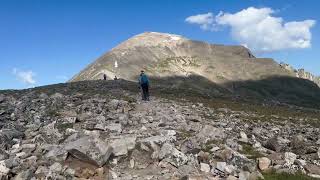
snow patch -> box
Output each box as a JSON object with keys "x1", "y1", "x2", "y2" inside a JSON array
[{"x1": 170, "y1": 36, "x2": 181, "y2": 41}]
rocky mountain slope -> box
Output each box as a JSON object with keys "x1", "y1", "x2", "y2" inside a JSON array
[
  {"x1": 280, "y1": 63, "x2": 320, "y2": 86},
  {"x1": 0, "y1": 80, "x2": 319, "y2": 179},
  {"x1": 70, "y1": 32, "x2": 320, "y2": 88}
]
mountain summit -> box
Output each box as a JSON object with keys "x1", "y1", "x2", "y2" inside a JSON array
[{"x1": 70, "y1": 32, "x2": 319, "y2": 87}]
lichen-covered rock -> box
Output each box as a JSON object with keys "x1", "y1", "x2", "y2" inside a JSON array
[
  {"x1": 110, "y1": 136, "x2": 136, "y2": 156},
  {"x1": 63, "y1": 135, "x2": 113, "y2": 167},
  {"x1": 197, "y1": 125, "x2": 226, "y2": 142},
  {"x1": 264, "y1": 136, "x2": 282, "y2": 152},
  {"x1": 290, "y1": 135, "x2": 306, "y2": 155},
  {"x1": 284, "y1": 152, "x2": 297, "y2": 166}
]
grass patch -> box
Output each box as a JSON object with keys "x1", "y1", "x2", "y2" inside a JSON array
[
  {"x1": 201, "y1": 139, "x2": 223, "y2": 152},
  {"x1": 55, "y1": 122, "x2": 74, "y2": 133},
  {"x1": 239, "y1": 142, "x2": 264, "y2": 159},
  {"x1": 177, "y1": 129, "x2": 194, "y2": 140},
  {"x1": 47, "y1": 109, "x2": 59, "y2": 117},
  {"x1": 262, "y1": 171, "x2": 317, "y2": 180}
]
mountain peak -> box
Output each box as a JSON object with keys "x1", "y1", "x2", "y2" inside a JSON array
[
  {"x1": 137, "y1": 31, "x2": 185, "y2": 39},
  {"x1": 70, "y1": 32, "x2": 320, "y2": 88},
  {"x1": 113, "y1": 32, "x2": 187, "y2": 50}
]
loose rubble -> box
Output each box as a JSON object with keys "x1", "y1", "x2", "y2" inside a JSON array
[{"x1": 0, "y1": 81, "x2": 319, "y2": 179}]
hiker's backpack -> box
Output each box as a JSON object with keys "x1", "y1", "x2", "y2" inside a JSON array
[{"x1": 140, "y1": 75, "x2": 149, "y2": 85}]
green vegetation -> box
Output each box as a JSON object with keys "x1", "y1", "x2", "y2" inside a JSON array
[
  {"x1": 154, "y1": 56, "x2": 201, "y2": 71},
  {"x1": 55, "y1": 122, "x2": 73, "y2": 133},
  {"x1": 201, "y1": 139, "x2": 223, "y2": 152},
  {"x1": 262, "y1": 171, "x2": 317, "y2": 180},
  {"x1": 177, "y1": 129, "x2": 193, "y2": 140},
  {"x1": 3, "y1": 77, "x2": 319, "y2": 128},
  {"x1": 239, "y1": 142, "x2": 263, "y2": 159},
  {"x1": 47, "y1": 109, "x2": 59, "y2": 117}
]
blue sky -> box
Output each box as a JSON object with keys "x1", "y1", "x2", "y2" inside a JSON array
[{"x1": 0, "y1": 0, "x2": 319, "y2": 89}]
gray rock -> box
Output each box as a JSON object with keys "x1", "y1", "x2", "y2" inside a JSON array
[
  {"x1": 216, "y1": 162, "x2": 226, "y2": 172},
  {"x1": 0, "y1": 95, "x2": 4, "y2": 103},
  {"x1": 258, "y1": 157, "x2": 271, "y2": 171},
  {"x1": 44, "y1": 145, "x2": 68, "y2": 162},
  {"x1": 21, "y1": 143, "x2": 36, "y2": 149},
  {"x1": 226, "y1": 139, "x2": 241, "y2": 150},
  {"x1": 160, "y1": 130, "x2": 176, "y2": 142},
  {"x1": 157, "y1": 142, "x2": 188, "y2": 167},
  {"x1": 239, "y1": 131, "x2": 248, "y2": 143},
  {"x1": 63, "y1": 167, "x2": 75, "y2": 177},
  {"x1": 140, "y1": 117, "x2": 148, "y2": 124},
  {"x1": 210, "y1": 146, "x2": 220, "y2": 152},
  {"x1": 239, "y1": 171, "x2": 250, "y2": 180},
  {"x1": 13, "y1": 169, "x2": 34, "y2": 180},
  {"x1": 197, "y1": 125, "x2": 225, "y2": 141},
  {"x1": 94, "y1": 123, "x2": 106, "y2": 131},
  {"x1": 49, "y1": 162, "x2": 62, "y2": 173},
  {"x1": 290, "y1": 135, "x2": 306, "y2": 155},
  {"x1": 165, "y1": 148, "x2": 188, "y2": 167},
  {"x1": 284, "y1": 152, "x2": 297, "y2": 166},
  {"x1": 140, "y1": 135, "x2": 168, "y2": 146},
  {"x1": 106, "y1": 123, "x2": 122, "y2": 133},
  {"x1": 267, "y1": 153, "x2": 285, "y2": 166},
  {"x1": 304, "y1": 164, "x2": 320, "y2": 175},
  {"x1": 159, "y1": 143, "x2": 173, "y2": 160},
  {"x1": 4, "y1": 158, "x2": 19, "y2": 169},
  {"x1": 226, "y1": 147, "x2": 257, "y2": 172},
  {"x1": 108, "y1": 99, "x2": 120, "y2": 108},
  {"x1": 294, "y1": 159, "x2": 306, "y2": 166},
  {"x1": 225, "y1": 165, "x2": 236, "y2": 174},
  {"x1": 264, "y1": 136, "x2": 281, "y2": 152},
  {"x1": 200, "y1": 163, "x2": 210, "y2": 173},
  {"x1": 110, "y1": 136, "x2": 136, "y2": 156},
  {"x1": 0, "y1": 150, "x2": 9, "y2": 161},
  {"x1": 64, "y1": 135, "x2": 113, "y2": 167},
  {"x1": 250, "y1": 171, "x2": 265, "y2": 180},
  {"x1": 178, "y1": 165, "x2": 199, "y2": 176},
  {"x1": 129, "y1": 159, "x2": 135, "y2": 169},
  {"x1": 0, "y1": 161, "x2": 10, "y2": 175},
  {"x1": 39, "y1": 93, "x2": 48, "y2": 99},
  {"x1": 35, "y1": 166, "x2": 49, "y2": 176},
  {"x1": 0, "y1": 129, "x2": 24, "y2": 149},
  {"x1": 226, "y1": 175, "x2": 238, "y2": 180},
  {"x1": 50, "y1": 93, "x2": 64, "y2": 99}
]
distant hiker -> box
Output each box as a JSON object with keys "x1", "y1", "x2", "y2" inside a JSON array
[
  {"x1": 103, "y1": 74, "x2": 107, "y2": 80},
  {"x1": 114, "y1": 76, "x2": 118, "y2": 80},
  {"x1": 139, "y1": 70, "x2": 150, "y2": 101}
]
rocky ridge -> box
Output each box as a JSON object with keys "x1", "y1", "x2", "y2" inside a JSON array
[
  {"x1": 0, "y1": 80, "x2": 319, "y2": 179},
  {"x1": 280, "y1": 62, "x2": 320, "y2": 87}
]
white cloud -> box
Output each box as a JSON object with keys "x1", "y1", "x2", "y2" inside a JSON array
[
  {"x1": 185, "y1": 12, "x2": 216, "y2": 31},
  {"x1": 12, "y1": 68, "x2": 36, "y2": 85},
  {"x1": 186, "y1": 7, "x2": 316, "y2": 53}
]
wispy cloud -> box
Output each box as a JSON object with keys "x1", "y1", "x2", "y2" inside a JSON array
[
  {"x1": 186, "y1": 7, "x2": 316, "y2": 53},
  {"x1": 12, "y1": 68, "x2": 37, "y2": 86},
  {"x1": 185, "y1": 12, "x2": 217, "y2": 31}
]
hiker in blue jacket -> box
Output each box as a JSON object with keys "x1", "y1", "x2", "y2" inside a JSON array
[{"x1": 139, "y1": 70, "x2": 150, "y2": 101}]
